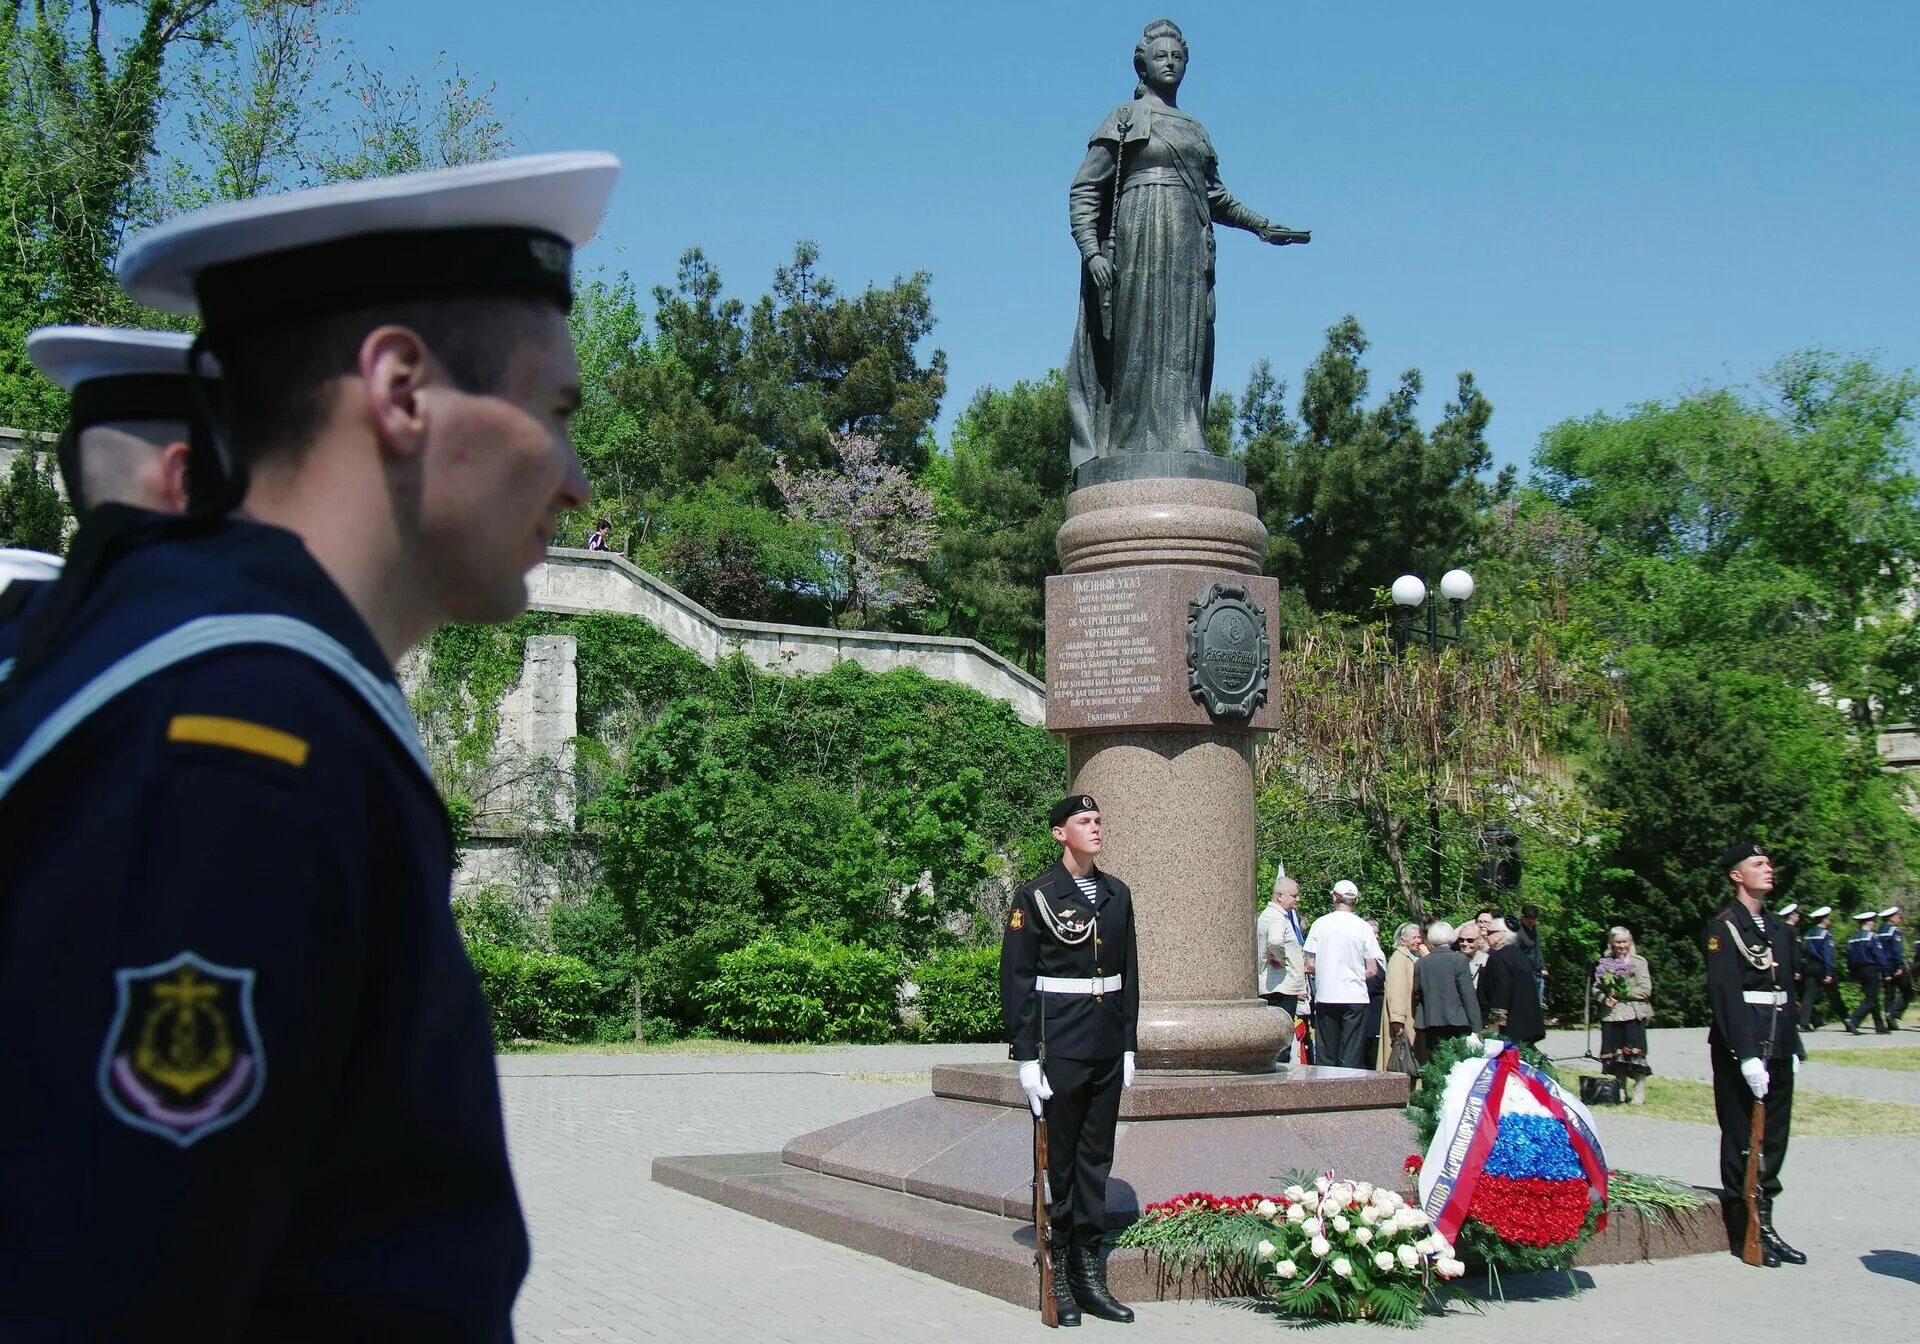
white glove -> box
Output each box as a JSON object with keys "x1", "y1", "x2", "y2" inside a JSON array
[
  {"x1": 1123, "y1": 1051, "x2": 1136, "y2": 1090},
  {"x1": 1018, "y1": 1059, "x2": 1053, "y2": 1116},
  {"x1": 1793, "y1": 1054, "x2": 1801, "y2": 1076},
  {"x1": 1740, "y1": 1057, "x2": 1769, "y2": 1099}
]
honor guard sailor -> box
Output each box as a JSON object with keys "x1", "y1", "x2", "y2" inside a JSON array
[
  {"x1": 1877, "y1": 907, "x2": 1908, "y2": 1027},
  {"x1": 1704, "y1": 843, "x2": 1806, "y2": 1268},
  {"x1": 1002, "y1": 794, "x2": 1140, "y2": 1325},
  {"x1": 0, "y1": 327, "x2": 200, "y2": 636},
  {"x1": 1846, "y1": 910, "x2": 1889, "y2": 1034},
  {"x1": 0, "y1": 151, "x2": 617, "y2": 1339}
]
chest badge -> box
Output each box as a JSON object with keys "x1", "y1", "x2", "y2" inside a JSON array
[{"x1": 98, "y1": 951, "x2": 264, "y2": 1148}]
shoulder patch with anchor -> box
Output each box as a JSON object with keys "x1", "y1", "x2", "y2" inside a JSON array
[
  {"x1": 1706, "y1": 935, "x2": 1721, "y2": 952},
  {"x1": 1009, "y1": 908, "x2": 1025, "y2": 931},
  {"x1": 98, "y1": 951, "x2": 265, "y2": 1147}
]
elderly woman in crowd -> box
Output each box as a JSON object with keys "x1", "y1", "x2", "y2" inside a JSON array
[
  {"x1": 1481, "y1": 917, "x2": 1547, "y2": 1044},
  {"x1": 1413, "y1": 921, "x2": 1482, "y2": 1055},
  {"x1": 1596, "y1": 925, "x2": 1654, "y2": 1104},
  {"x1": 1375, "y1": 921, "x2": 1422, "y2": 1070}
]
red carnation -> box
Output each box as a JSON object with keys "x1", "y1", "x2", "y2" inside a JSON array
[{"x1": 1404, "y1": 1155, "x2": 1424, "y2": 1175}]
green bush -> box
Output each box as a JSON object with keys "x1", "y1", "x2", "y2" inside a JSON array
[
  {"x1": 464, "y1": 940, "x2": 627, "y2": 1044},
  {"x1": 698, "y1": 932, "x2": 901, "y2": 1043},
  {"x1": 914, "y1": 947, "x2": 1002, "y2": 1042}
]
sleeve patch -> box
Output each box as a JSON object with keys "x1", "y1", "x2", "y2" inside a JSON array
[
  {"x1": 1009, "y1": 908, "x2": 1025, "y2": 931},
  {"x1": 1706, "y1": 935, "x2": 1720, "y2": 952},
  {"x1": 168, "y1": 714, "x2": 310, "y2": 767}
]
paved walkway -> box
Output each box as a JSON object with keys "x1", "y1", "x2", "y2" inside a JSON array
[{"x1": 500, "y1": 1040, "x2": 1920, "y2": 1343}]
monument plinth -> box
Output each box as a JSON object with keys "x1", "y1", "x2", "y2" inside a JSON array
[{"x1": 1046, "y1": 467, "x2": 1288, "y2": 1070}]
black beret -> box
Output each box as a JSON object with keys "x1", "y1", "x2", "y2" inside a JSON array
[
  {"x1": 1050, "y1": 794, "x2": 1099, "y2": 828},
  {"x1": 1719, "y1": 841, "x2": 1767, "y2": 872}
]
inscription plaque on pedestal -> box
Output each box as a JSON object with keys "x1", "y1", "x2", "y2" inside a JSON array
[{"x1": 1045, "y1": 568, "x2": 1282, "y2": 733}]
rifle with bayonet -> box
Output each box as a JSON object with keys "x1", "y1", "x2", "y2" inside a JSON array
[{"x1": 1034, "y1": 1112, "x2": 1059, "y2": 1326}]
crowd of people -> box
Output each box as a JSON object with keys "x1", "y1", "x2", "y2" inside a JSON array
[{"x1": 1256, "y1": 877, "x2": 1557, "y2": 1073}]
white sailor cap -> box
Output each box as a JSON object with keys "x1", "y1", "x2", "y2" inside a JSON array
[
  {"x1": 25, "y1": 326, "x2": 194, "y2": 392},
  {"x1": 1880, "y1": 906, "x2": 1901, "y2": 919},
  {"x1": 116, "y1": 151, "x2": 621, "y2": 327},
  {"x1": 1808, "y1": 906, "x2": 1832, "y2": 919},
  {"x1": 1855, "y1": 910, "x2": 1877, "y2": 921},
  {"x1": 0, "y1": 548, "x2": 65, "y2": 589},
  {"x1": 25, "y1": 326, "x2": 200, "y2": 510},
  {"x1": 1777, "y1": 903, "x2": 1798, "y2": 917}
]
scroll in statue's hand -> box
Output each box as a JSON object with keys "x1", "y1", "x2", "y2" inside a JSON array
[
  {"x1": 1259, "y1": 224, "x2": 1311, "y2": 246},
  {"x1": 1087, "y1": 253, "x2": 1116, "y2": 294}
]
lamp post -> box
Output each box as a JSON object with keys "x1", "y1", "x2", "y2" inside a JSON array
[{"x1": 1391, "y1": 568, "x2": 1475, "y2": 917}]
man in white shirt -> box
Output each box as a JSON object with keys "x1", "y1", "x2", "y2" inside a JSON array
[{"x1": 1303, "y1": 880, "x2": 1385, "y2": 1069}]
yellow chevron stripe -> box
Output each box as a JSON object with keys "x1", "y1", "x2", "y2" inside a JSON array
[{"x1": 166, "y1": 714, "x2": 309, "y2": 768}]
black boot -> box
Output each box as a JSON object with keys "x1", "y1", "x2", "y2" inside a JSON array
[
  {"x1": 1759, "y1": 1199, "x2": 1808, "y2": 1265},
  {"x1": 1069, "y1": 1247, "x2": 1135, "y2": 1323},
  {"x1": 1049, "y1": 1245, "x2": 1082, "y2": 1326}
]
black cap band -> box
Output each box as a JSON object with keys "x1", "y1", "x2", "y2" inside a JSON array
[
  {"x1": 60, "y1": 373, "x2": 199, "y2": 515},
  {"x1": 194, "y1": 226, "x2": 576, "y2": 333}
]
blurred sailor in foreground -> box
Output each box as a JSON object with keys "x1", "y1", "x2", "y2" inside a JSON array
[{"x1": 0, "y1": 151, "x2": 618, "y2": 1340}]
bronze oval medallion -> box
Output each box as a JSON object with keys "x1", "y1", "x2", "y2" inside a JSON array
[{"x1": 1187, "y1": 583, "x2": 1270, "y2": 719}]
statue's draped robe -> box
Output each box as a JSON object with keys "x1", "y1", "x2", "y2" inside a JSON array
[{"x1": 1066, "y1": 101, "x2": 1269, "y2": 467}]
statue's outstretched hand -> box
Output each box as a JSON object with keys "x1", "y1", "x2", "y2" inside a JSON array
[
  {"x1": 1260, "y1": 224, "x2": 1311, "y2": 245},
  {"x1": 1087, "y1": 253, "x2": 1116, "y2": 294}
]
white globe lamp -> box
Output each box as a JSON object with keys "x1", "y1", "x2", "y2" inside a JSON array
[
  {"x1": 1390, "y1": 574, "x2": 1427, "y2": 608},
  {"x1": 1439, "y1": 569, "x2": 1475, "y2": 602}
]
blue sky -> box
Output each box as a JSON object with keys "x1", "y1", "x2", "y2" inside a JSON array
[{"x1": 346, "y1": 1, "x2": 1919, "y2": 472}]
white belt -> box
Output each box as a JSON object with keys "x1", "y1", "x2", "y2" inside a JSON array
[
  {"x1": 1743, "y1": 990, "x2": 1789, "y2": 1006},
  {"x1": 1036, "y1": 974, "x2": 1123, "y2": 995}
]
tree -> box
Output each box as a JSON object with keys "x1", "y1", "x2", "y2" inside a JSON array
[
  {"x1": 935, "y1": 372, "x2": 1072, "y2": 668},
  {"x1": 1241, "y1": 317, "x2": 1497, "y2": 615},
  {"x1": 773, "y1": 432, "x2": 935, "y2": 628},
  {"x1": 1, "y1": 0, "x2": 224, "y2": 429},
  {"x1": 0, "y1": 448, "x2": 69, "y2": 552}
]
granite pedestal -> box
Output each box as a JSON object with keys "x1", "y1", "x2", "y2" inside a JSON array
[{"x1": 1044, "y1": 467, "x2": 1286, "y2": 1070}]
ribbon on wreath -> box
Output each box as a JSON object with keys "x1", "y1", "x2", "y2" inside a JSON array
[{"x1": 1418, "y1": 1044, "x2": 1609, "y2": 1243}]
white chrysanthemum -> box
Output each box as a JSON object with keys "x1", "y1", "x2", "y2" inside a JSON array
[
  {"x1": 1374, "y1": 1250, "x2": 1396, "y2": 1272},
  {"x1": 1274, "y1": 1259, "x2": 1298, "y2": 1280},
  {"x1": 1332, "y1": 1257, "x2": 1353, "y2": 1278},
  {"x1": 1397, "y1": 1243, "x2": 1420, "y2": 1269},
  {"x1": 1256, "y1": 1199, "x2": 1277, "y2": 1218},
  {"x1": 1310, "y1": 1236, "x2": 1331, "y2": 1257},
  {"x1": 1332, "y1": 1216, "x2": 1351, "y2": 1235},
  {"x1": 1256, "y1": 1239, "x2": 1276, "y2": 1260},
  {"x1": 1354, "y1": 1228, "x2": 1373, "y2": 1246},
  {"x1": 1286, "y1": 1203, "x2": 1306, "y2": 1225}
]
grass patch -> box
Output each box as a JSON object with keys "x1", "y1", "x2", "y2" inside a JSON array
[
  {"x1": 500, "y1": 1038, "x2": 818, "y2": 1057},
  {"x1": 846, "y1": 1070, "x2": 933, "y2": 1086},
  {"x1": 1808, "y1": 1046, "x2": 1920, "y2": 1072},
  {"x1": 1575, "y1": 1072, "x2": 1920, "y2": 1136}
]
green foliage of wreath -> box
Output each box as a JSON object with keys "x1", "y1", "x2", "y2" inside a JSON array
[{"x1": 1406, "y1": 1036, "x2": 1562, "y2": 1149}]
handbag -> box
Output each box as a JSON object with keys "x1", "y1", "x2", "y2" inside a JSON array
[
  {"x1": 1387, "y1": 1034, "x2": 1418, "y2": 1079},
  {"x1": 1580, "y1": 1075, "x2": 1625, "y2": 1106}
]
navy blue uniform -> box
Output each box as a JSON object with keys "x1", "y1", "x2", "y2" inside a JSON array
[
  {"x1": 1798, "y1": 926, "x2": 1842, "y2": 1029},
  {"x1": 0, "y1": 511, "x2": 526, "y2": 1340},
  {"x1": 1847, "y1": 924, "x2": 1888, "y2": 1033},
  {"x1": 1877, "y1": 922, "x2": 1909, "y2": 1024}
]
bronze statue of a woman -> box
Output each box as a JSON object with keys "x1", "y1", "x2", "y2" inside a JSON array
[{"x1": 1066, "y1": 18, "x2": 1308, "y2": 469}]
